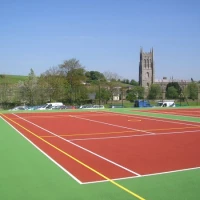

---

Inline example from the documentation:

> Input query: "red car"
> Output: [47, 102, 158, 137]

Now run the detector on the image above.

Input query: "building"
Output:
[139, 47, 155, 88]
[138, 47, 191, 98]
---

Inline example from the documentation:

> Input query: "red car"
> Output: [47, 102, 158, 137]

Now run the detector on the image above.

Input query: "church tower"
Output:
[139, 47, 155, 88]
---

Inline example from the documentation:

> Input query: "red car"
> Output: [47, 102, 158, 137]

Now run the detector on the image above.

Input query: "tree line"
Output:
[0, 58, 140, 108]
[0, 58, 199, 109]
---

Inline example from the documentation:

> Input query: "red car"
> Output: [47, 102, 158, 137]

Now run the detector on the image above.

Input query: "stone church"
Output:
[139, 47, 154, 88]
[138, 47, 191, 95]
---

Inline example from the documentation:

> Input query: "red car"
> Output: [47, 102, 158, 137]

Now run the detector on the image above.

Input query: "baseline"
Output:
[82, 167, 200, 185]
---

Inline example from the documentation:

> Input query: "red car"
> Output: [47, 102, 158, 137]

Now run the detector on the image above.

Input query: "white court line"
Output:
[12, 113, 141, 176]
[139, 111, 200, 118]
[69, 115, 156, 135]
[97, 111, 200, 126]
[100, 111, 200, 126]
[70, 129, 200, 141]
[81, 166, 200, 185]
[3, 114, 200, 186]
[0, 116, 82, 184]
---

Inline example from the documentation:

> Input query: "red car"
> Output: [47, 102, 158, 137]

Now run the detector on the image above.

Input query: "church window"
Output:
[144, 59, 146, 68]
[146, 72, 149, 78]
[147, 82, 149, 87]
[147, 59, 150, 68]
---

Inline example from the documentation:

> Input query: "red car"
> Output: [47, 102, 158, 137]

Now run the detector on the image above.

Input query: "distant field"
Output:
[0, 74, 27, 84]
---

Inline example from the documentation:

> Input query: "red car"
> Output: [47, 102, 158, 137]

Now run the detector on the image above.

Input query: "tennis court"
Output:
[1, 109, 200, 200]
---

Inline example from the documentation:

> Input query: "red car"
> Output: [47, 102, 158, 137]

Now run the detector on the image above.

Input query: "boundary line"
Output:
[82, 166, 200, 185]
[1, 113, 145, 200]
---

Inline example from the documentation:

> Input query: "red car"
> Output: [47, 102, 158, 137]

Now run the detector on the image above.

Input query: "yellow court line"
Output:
[71, 113, 113, 117]
[148, 126, 200, 131]
[128, 119, 142, 122]
[24, 115, 71, 119]
[0, 113, 146, 200]
[41, 130, 135, 138]
[7, 114, 72, 120]
[9, 116, 60, 119]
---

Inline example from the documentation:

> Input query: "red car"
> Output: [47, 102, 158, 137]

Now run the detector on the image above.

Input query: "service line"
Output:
[12, 113, 141, 176]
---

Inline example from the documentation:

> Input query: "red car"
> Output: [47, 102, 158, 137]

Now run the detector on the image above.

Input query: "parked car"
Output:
[9, 106, 28, 111]
[156, 100, 175, 107]
[37, 102, 63, 110]
[27, 105, 43, 110]
[51, 105, 66, 110]
[79, 104, 104, 109]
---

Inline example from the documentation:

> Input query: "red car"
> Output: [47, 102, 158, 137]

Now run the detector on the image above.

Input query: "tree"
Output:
[73, 85, 89, 105]
[148, 84, 161, 100]
[166, 86, 178, 99]
[130, 79, 139, 86]
[85, 71, 106, 83]
[0, 75, 12, 108]
[187, 82, 198, 100]
[126, 86, 144, 102]
[103, 71, 122, 81]
[105, 81, 119, 105]
[166, 82, 181, 99]
[134, 86, 145, 99]
[121, 79, 130, 84]
[95, 87, 111, 104]
[59, 58, 83, 73]
[126, 90, 137, 102]
[38, 66, 67, 103]
[59, 58, 86, 104]
[59, 59, 86, 85]
[19, 69, 38, 105]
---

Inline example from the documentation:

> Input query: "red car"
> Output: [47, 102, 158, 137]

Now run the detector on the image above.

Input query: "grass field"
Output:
[0, 74, 27, 84]
[0, 107, 200, 200]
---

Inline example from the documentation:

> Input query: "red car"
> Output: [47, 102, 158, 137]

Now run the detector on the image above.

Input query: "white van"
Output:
[156, 100, 175, 107]
[37, 102, 63, 110]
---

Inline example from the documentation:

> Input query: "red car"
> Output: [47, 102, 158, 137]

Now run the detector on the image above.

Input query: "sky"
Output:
[0, 0, 200, 81]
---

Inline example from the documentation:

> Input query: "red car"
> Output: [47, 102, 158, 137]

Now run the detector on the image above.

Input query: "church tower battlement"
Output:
[139, 47, 155, 88]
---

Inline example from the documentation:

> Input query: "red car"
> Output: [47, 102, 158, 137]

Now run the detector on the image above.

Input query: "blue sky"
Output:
[1, 0, 200, 81]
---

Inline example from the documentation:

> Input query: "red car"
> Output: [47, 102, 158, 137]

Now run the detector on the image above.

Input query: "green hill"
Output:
[0, 74, 27, 85]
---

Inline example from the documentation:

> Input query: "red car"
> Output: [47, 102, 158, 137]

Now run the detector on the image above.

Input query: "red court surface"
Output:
[2, 111, 200, 183]
[132, 108, 200, 118]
